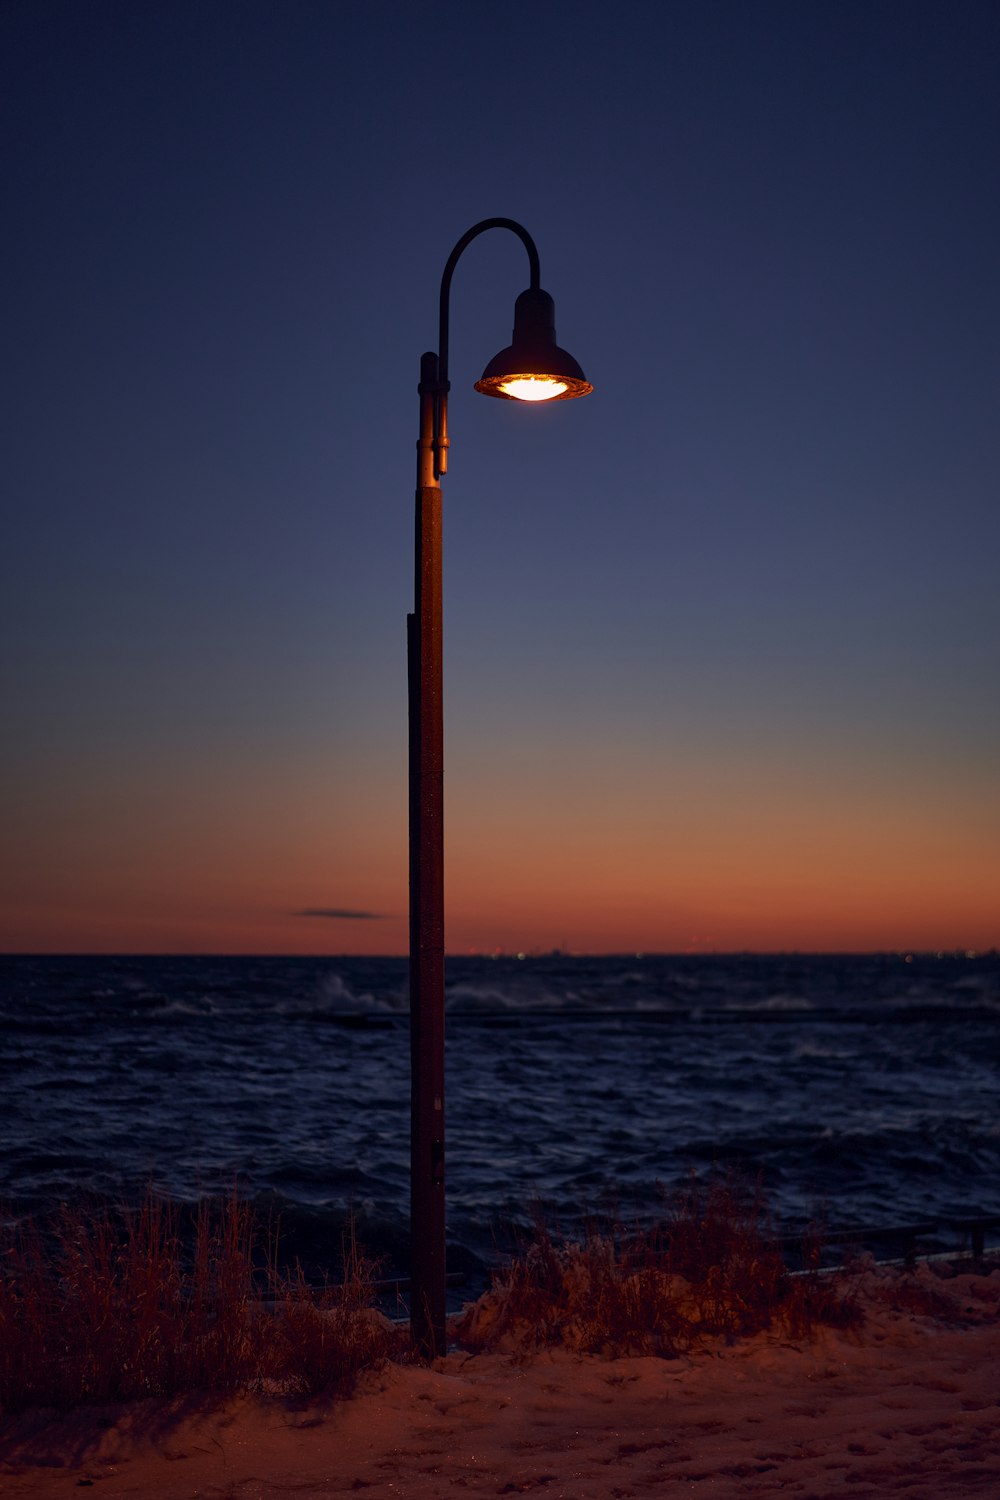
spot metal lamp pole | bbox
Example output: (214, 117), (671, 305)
(408, 343), (445, 1360)
(408, 220), (592, 1358)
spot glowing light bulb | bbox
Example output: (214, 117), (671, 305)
(498, 376), (569, 402)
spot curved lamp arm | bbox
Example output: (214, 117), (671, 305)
(430, 218), (541, 480)
(439, 218), (541, 383)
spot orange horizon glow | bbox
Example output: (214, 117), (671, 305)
(3, 727), (996, 960)
(4, 856), (997, 957)
(3, 880), (996, 959)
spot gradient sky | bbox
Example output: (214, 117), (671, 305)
(2, 0), (998, 956)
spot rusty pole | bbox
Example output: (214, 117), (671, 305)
(408, 349), (446, 1357)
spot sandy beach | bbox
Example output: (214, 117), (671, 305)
(2, 1262), (997, 1498)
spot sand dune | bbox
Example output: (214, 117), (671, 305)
(2, 1263), (997, 1498)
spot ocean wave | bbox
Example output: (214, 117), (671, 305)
(3, 953), (999, 1279)
(446, 982), (568, 1012)
(279, 971), (404, 1016)
(725, 991), (815, 1011)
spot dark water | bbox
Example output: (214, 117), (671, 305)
(2, 953), (998, 1286)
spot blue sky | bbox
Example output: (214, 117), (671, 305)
(3, 0), (998, 953)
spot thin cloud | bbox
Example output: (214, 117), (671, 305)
(294, 907), (386, 921)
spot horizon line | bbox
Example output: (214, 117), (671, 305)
(2, 948), (995, 961)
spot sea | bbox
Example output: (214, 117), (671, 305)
(2, 952), (998, 1297)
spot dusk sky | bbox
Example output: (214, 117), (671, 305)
(3, 0), (998, 956)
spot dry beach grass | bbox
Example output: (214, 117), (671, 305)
(2, 1185), (998, 1496)
(0, 1193), (395, 1412)
(1, 1178), (852, 1412)
(456, 1176), (862, 1358)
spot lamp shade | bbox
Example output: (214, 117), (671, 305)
(474, 287), (593, 402)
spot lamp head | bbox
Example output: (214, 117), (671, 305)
(474, 287), (593, 402)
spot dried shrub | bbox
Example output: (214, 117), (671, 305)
(267, 1226), (395, 1396)
(455, 1173), (862, 1357)
(454, 1224), (689, 1357)
(783, 1272), (865, 1335)
(0, 1195), (390, 1414)
(579, 1239), (691, 1357)
(660, 1175), (792, 1340)
(0, 1214), (56, 1409)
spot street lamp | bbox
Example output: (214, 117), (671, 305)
(408, 218), (592, 1357)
